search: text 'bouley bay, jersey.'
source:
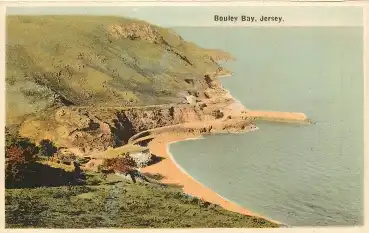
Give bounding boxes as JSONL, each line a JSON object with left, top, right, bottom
{"left": 214, "top": 15, "right": 284, "bottom": 23}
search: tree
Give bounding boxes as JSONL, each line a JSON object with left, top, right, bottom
{"left": 5, "top": 145, "right": 36, "bottom": 185}
{"left": 39, "top": 139, "right": 57, "bottom": 157}
{"left": 7, "top": 146, "right": 34, "bottom": 164}
{"left": 5, "top": 129, "right": 38, "bottom": 156}
{"left": 102, "top": 154, "right": 136, "bottom": 175}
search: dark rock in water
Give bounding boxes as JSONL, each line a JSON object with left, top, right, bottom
{"left": 279, "top": 223, "right": 291, "bottom": 228}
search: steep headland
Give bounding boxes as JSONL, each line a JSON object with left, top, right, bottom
{"left": 6, "top": 15, "right": 233, "bottom": 124}
{"left": 7, "top": 15, "right": 308, "bottom": 155}
{"left": 5, "top": 15, "right": 308, "bottom": 228}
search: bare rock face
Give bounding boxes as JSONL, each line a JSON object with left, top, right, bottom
{"left": 185, "top": 95, "right": 197, "bottom": 105}
{"left": 55, "top": 107, "right": 91, "bottom": 129}
{"left": 18, "top": 76, "right": 238, "bottom": 155}
{"left": 204, "top": 50, "right": 235, "bottom": 62}
{"left": 108, "top": 23, "right": 162, "bottom": 43}
{"left": 129, "top": 151, "right": 153, "bottom": 168}
{"left": 20, "top": 107, "right": 118, "bottom": 154}
{"left": 116, "top": 170, "right": 149, "bottom": 183}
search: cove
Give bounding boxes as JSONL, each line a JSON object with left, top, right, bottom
{"left": 169, "top": 27, "right": 363, "bottom": 226}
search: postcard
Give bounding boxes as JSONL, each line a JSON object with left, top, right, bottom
{"left": 1, "top": 1, "right": 367, "bottom": 231}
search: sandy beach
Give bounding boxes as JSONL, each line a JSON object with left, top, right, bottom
{"left": 140, "top": 131, "right": 283, "bottom": 227}
{"left": 137, "top": 78, "right": 299, "bottom": 225}
{"left": 120, "top": 68, "right": 307, "bottom": 225}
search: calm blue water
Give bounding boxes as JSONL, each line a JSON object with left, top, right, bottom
{"left": 170, "top": 27, "right": 363, "bottom": 226}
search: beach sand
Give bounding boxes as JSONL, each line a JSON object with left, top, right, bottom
{"left": 141, "top": 132, "right": 256, "bottom": 217}
{"left": 136, "top": 76, "right": 298, "bottom": 225}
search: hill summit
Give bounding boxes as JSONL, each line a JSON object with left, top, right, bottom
{"left": 6, "top": 15, "right": 233, "bottom": 124}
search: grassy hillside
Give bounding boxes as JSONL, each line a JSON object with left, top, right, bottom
{"left": 4, "top": 132, "right": 278, "bottom": 228}
{"left": 6, "top": 15, "right": 231, "bottom": 124}
{"left": 4, "top": 15, "right": 278, "bottom": 229}
{"left": 5, "top": 173, "right": 278, "bottom": 228}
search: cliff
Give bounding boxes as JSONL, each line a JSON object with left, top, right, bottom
{"left": 7, "top": 15, "right": 308, "bottom": 157}
{"left": 6, "top": 15, "right": 231, "bottom": 124}
{"left": 18, "top": 71, "right": 246, "bottom": 155}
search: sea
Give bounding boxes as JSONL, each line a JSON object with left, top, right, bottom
{"left": 169, "top": 27, "right": 364, "bottom": 226}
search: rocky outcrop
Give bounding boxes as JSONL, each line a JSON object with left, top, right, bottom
{"left": 18, "top": 71, "right": 248, "bottom": 156}
{"left": 19, "top": 107, "right": 118, "bottom": 154}
{"left": 129, "top": 151, "right": 154, "bottom": 168}
{"left": 19, "top": 101, "right": 222, "bottom": 155}
{"left": 116, "top": 170, "right": 149, "bottom": 183}
{"left": 205, "top": 50, "right": 235, "bottom": 62}
{"left": 108, "top": 23, "right": 162, "bottom": 44}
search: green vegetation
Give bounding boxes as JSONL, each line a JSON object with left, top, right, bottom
{"left": 38, "top": 139, "right": 57, "bottom": 157}
{"left": 5, "top": 173, "right": 278, "bottom": 228}
{"left": 5, "top": 15, "right": 277, "bottom": 228}
{"left": 5, "top": 127, "right": 36, "bottom": 151}
{"left": 6, "top": 15, "right": 228, "bottom": 124}
{"left": 4, "top": 130, "right": 279, "bottom": 228}
{"left": 5, "top": 129, "right": 78, "bottom": 188}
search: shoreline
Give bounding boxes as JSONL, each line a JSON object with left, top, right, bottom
{"left": 140, "top": 72, "right": 282, "bottom": 224}
{"left": 141, "top": 131, "right": 282, "bottom": 225}
{"left": 167, "top": 137, "right": 284, "bottom": 225}
{"left": 139, "top": 72, "right": 292, "bottom": 225}
{"left": 136, "top": 71, "right": 303, "bottom": 226}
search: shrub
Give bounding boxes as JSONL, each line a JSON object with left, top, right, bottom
{"left": 5, "top": 132, "right": 40, "bottom": 187}
{"left": 7, "top": 146, "right": 35, "bottom": 164}
{"left": 39, "top": 139, "right": 57, "bottom": 157}
{"left": 5, "top": 145, "right": 37, "bottom": 185}
{"left": 102, "top": 154, "right": 137, "bottom": 174}
{"left": 5, "top": 130, "right": 38, "bottom": 156}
